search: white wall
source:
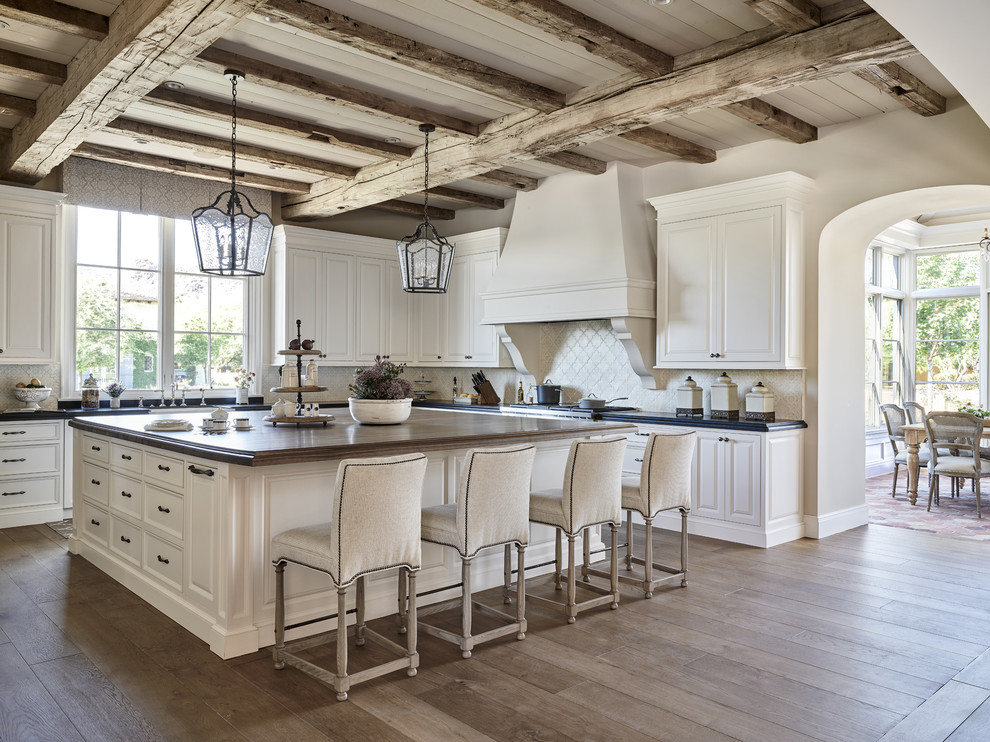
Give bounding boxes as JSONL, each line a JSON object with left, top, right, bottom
{"left": 642, "top": 98, "right": 990, "bottom": 526}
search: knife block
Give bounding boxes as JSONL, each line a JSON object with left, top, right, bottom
{"left": 476, "top": 381, "right": 501, "bottom": 406}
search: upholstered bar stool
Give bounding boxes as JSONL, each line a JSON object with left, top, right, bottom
{"left": 585, "top": 431, "right": 696, "bottom": 597}
{"left": 527, "top": 435, "right": 626, "bottom": 624}
{"left": 419, "top": 443, "right": 536, "bottom": 658}
{"left": 271, "top": 452, "right": 428, "bottom": 702}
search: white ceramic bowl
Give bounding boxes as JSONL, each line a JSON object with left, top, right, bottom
{"left": 348, "top": 397, "right": 412, "bottom": 424}
{"left": 12, "top": 387, "right": 52, "bottom": 410}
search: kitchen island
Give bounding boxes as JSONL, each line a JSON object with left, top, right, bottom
{"left": 68, "top": 408, "right": 634, "bottom": 658}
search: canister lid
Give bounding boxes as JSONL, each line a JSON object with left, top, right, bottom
{"left": 748, "top": 381, "right": 772, "bottom": 395}
{"left": 712, "top": 371, "right": 736, "bottom": 387}
{"left": 678, "top": 375, "right": 698, "bottom": 390}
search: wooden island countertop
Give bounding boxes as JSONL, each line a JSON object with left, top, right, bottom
{"left": 68, "top": 408, "right": 635, "bottom": 466}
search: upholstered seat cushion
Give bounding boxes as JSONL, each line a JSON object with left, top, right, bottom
{"left": 272, "top": 522, "right": 337, "bottom": 575}
{"left": 529, "top": 488, "right": 567, "bottom": 530}
{"left": 931, "top": 455, "right": 982, "bottom": 477}
{"left": 894, "top": 447, "right": 931, "bottom": 465}
{"left": 420, "top": 504, "right": 459, "bottom": 549}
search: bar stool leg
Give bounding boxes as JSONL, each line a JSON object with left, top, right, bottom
{"left": 406, "top": 568, "right": 419, "bottom": 676}
{"left": 516, "top": 544, "right": 526, "bottom": 640}
{"left": 355, "top": 575, "right": 366, "bottom": 646}
{"left": 610, "top": 523, "right": 619, "bottom": 610}
{"left": 460, "top": 558, "right": 474, "bottom": 658}
{"left": 581, "top": 527, "right": 590, "bottom": 582}
{"left": 680, "top": 508, "right": 689, "bottom": 587}
{"left": 554, "top": 530, "right": 563, "bottom": 590}
{"left": 503, "top": 544, "right": 512, "bottom": 605}
{"left": 335, "top": 587, "right": 349, "bottom": 702}
{"left": 273, "top": 560, "right": 286, "bottom": 670}
{"left": 566, "top": 533, "right": 577, "bottom": 624}
{"left": 643, "top": 516, "right": 654, "bottom": 598}
{"left": 625, "top": 515, "right": 634, "bottom": 571}
{"left": 397, "top": 568, "right": 408, "bottom": 634}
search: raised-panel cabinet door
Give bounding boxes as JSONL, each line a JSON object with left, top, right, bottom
{"left": 354, "top": 258, "right": 385, "bottom": 362}
{"left": 657, "top": 217, "right": 717, "bottom": 365}
{"left": 724, "top": 433, "right": 762, "bottom": 526}
{"left": 469, "top": 251, "right": 501, "bottom": 365}
{"left": 416, "top": 293, "right": 445, "bottom": 363}
{"left": 284, "top": 249, "right": 322, "bottom": 352}
{"left": 385, "top": 265, "right": 415, "bottom": 363}
{"left": 322, "top": 253, "right": 354, "bottom": 363}
{"left": 185, "top": 460, "right": 220, "bottom": 611}
{"left": 0, "top": 215, "right": 53, "bottom": 362}
{"left": 444, "top": 257, "right": 472, "bottom": 362}
{"left": 692, "top": 431, "right": 724, "bottom": 520}
{"left": 719, "top": 207, "right": 781, "bottom": 364}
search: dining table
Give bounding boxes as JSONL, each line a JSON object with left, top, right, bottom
{"left": 899, "top": 422, "right": 928, "bottom": 506}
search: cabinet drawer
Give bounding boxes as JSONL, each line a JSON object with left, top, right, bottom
{"left": 0, "top": 475, "right": 58, "bottom": 510}
{"left": 0, "top": 443, "right": 58, "bottom": 476}
{"left": 622, "top": 444, "right": 646, "bottom": 476}
{"left": 144, "top": 485, "right": 183, "bottom": 542}
{"left": 80, "top": 500, "right": 109, "bottom": 547}
{"left": 110, "top": 442, "right": 142, "bottom": 474}
{"left": 109, "top": 472, "right": 142, "bottom": 520}
{"left": 0, "top": 421, "right": 60, "bottom": 443}
{"left": 145, "top": 452, "right": 183, "bottom": 489}
{"left": 82, "top": 462, "right": 109, "bottom": 504}
{"left": 144, "top": 533, "right": 182, "bottom": 592}
{"left": 110, "top": 517, "right": 142, "bottom": 566}
{"left": 81, "top": 434, "right": 109, "bottom": 463}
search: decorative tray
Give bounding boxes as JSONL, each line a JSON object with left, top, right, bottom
{"left": 263, "top": 414, "right": 335, "bottom": 427}
{"left": 144, "top": 419, "right": 193, "bottom": 431}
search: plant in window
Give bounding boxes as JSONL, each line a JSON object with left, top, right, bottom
{"left": 104, "top": 381, "right": 126, "bottom": 398}
{"left": 958, "top": 405, "right": 989, "bottom": 418}
{"left": 233, "top": 368, "right": 255, "bottom": 389}
{"left": 349, "top": 356, "right": 413, "bottom": 400}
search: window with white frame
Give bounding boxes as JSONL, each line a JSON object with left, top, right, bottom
{"left": 72, "top": 206, "right": 253, "bottom": 395}
{"left": 865, "top": 244, "right": 905, "bottom": 427}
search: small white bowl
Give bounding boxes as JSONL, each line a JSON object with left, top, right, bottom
{"left": 12, "top": 387, "right": 52, "bottom": 410}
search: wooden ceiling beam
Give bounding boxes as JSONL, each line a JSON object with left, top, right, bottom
{"left": 472, "top": 0, "right": 672, "bottom": 77}
{"left": 428, "top": 186, "right": 505, "bottom": 210}
{"left": 744, "top": 0, "right": 821, "bottom": 32}
{"left": 0, "top": 49, "right": 66, "bottom": 86}
{"left": 468, "top": 169, "right": 539, "bottom": 192}
{"left": 104, "top": 118, "right": 357, "bottom": 178}
{"left": 0, "top": 0, "right": 270, "bottom": 184}
{"left": 141, "top": 87, "right": 412, "bottom": 161}
{"left": 372, "top": 200, "right": 454, "bottom": 221}
{"left": 282, "top": 12, "right": 914, "bottom": 218}
{"left": 618, "top": 127, "right": 716, "bottom": 164}
{"left": 536, "top": 151, "right": 607, "bottom": 175}
{"left": 195, "top": 47, "right": 479, "bottom": 139}
{"left": 0, "top": 0, "right": 108, "bottom": 41}
{"left": 260, "top": 0, "right": 564, "bottom": 113}
{"left": 854, "top": 62, "right": 946, "bottom": 116}
{"left": 71, "top": 143, "right": 310, "bottom": 193}
{"left": 0, "top": 92, "right": 35, "bottom": 117}
{"left": 723, "top": 98, "right": 817, "bottom": 143}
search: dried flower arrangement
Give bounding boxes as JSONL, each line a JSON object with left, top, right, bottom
{"left": 349, "top": 356, "right": 413, "bottom": 400}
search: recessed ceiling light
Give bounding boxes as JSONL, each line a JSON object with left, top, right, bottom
{"left": 0, "top": 20, "right": 9, "bottom": 30}
{"left": 269, "top": 164, "right": 279, "bottom": 170}
{"left": 385, "top": 137, "right": 400, "bottom": 144}
{"left": 262, "top": 15, "right": 276, "bottom": 23}
{"left": 163, "top": 80, "right": 184, "bottom": 91}
{"left": 134, "top": 139, "right": 149, "bottom": 145}
{"left": 645, "top": 0, "right": 672, "bottom": 5}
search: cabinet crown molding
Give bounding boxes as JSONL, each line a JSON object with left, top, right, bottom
{"left": 648, "top": 172, "right": 815, "bottom": 223}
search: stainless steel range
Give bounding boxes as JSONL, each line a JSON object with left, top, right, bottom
{"left": 502, "top": 403, "right": 639, "bottom": 420}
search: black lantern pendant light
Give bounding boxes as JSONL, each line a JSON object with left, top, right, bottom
{"left": 396, "top": 123, "right": 455, "bottom": 293}
{"left": 192, "top": 70, "right": 273, "bottom": 276}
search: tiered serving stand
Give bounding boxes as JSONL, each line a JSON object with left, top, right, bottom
{"left": 266, "top": 320, "right": 334, "bottom": 427}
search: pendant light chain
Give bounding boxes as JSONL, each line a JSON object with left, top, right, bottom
{"left": 422, "top": 124, "right": 430, "bottom": 222}
{"left": 230, "top": 73, "right": 238, "bottom": 197}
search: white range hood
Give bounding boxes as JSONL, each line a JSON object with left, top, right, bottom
{"left": 481, "top": 162, "right": 660, "bottom": 388}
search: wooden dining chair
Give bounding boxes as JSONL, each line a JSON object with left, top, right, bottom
{"left": 925, "top": 411, "right": 987, "bottom": 518}
{"left": 881, "top": 404, "right": 930, "bottom": 498}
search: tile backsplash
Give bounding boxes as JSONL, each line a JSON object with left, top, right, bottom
{"left": 0, "top": 364, "right": 61, "bottom": 411}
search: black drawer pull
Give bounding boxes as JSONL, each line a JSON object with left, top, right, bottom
{"left": 91, "top": 479, "right": 101, "bottom": 485}
{"left": 119, "top": 535, "right": 131, "bottom": 544}
{"left": 90, "top": 518, "right": 100, "bottom": 526}
{"left": 157, "top": 464, "right": 170, "bottom": 471}
{"left": 635, "top": 432, "right": 650, "bottom": 437}
{"left": 120, "top": 490, "right": 132, "bottom": 498}
{"left": 120, "top": 454, "right": 132, "bottom": 461}
{"left": 91, "top": 445, "right": 101, "bottom": 451}
{"left": 634, "top": 458, "right": 643, "bottom": 463}
{"left": 157, "top": 505, "right": 170, "bottom": 514}
{"left": 156, "top": 555, "right": 169, "bottom": 565}
{"left": 2, "top": 490, "right": 26, "bottom": 496}
{"left": 188, "top": 464, "right": 214, "bottom": 477}
{"left": 2, "top": 458, "right": 26, "bottom": 463}
{"left": 2, "top": 430, "right": 26, "bottom": 435}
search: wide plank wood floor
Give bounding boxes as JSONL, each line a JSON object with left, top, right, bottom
{"left": 2, "top": 522, "right": 990, "bottom": 741}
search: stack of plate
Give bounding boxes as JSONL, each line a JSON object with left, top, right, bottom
{"left": 144, "top": 418, "right": 193, "bottom": 431}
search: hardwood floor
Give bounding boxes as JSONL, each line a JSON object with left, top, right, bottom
{"left": 2, "top": 522, "right": 989, "bottom": 741}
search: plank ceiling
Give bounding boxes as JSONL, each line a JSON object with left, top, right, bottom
{"left": 0, "top": 0, "right": 958, "bottom": 222}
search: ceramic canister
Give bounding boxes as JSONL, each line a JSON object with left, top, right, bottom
{"left": 745, "top": 381, "right": 775, "bottom": 422}
{"left": 676, "top": 376, "right": 703, "bottom": 417}
{"left": 710, "top": 372, "right": 739, "bottom": 419}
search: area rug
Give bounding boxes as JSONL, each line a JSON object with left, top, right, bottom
{"left": 866, "top": 471, "right": 990, "bottom": 540}
{"left": 45, "top": 519, "right": 73, "bottom": 539}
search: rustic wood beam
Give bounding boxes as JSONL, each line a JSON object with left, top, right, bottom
{"left": 723, "top": 98, "right": 817, "bottom": 143}
{"left": 618, "top": 127, "right": 715, "bottom": 164}
{"left": 854, "top": 62, "right": 946, "bottom": 116}
{"left": 195, "top": 47, "right": 479, "bottom": 139}
{"left": 260, "top": 0, "right": 564, "bottom": 113}
{"left": 71, "top": 144, "right": 310, "bottom": 193}
{"left": 372, "top": 200, "right": 455, "bottom": 221}
{"left": 0, "top": 49, "right": 66, "bottom": 86}
{"left": 141, "top": 87, "right": 412, "bottom": 161}
{"left": 282, "top": 12, "right": 913, "bottom": 219}
{"left": 468, "top": 169, "right": 539, "bottom": 192}
{"left": 744, "top": 0, "right": 821, "bottom": 32}
{"left": 472, "top": 0, "right": 672, "bottom": 77}
{"left": 428, "top": 186, "right": 505, "bottom": 210}
{"left": 536, "top": 151, "right": 607, "bottom": 175}
{"left": 0, "top": 92, "right": 35, "bottom": 117}
{"left": 0, "top": 0, "right": 108, "bottom": 41}
{"left": 105, "top": 118, "right": 357, "bottom": 178}
{"left": 0, "top": 0, "right": 270, "bottom": 183}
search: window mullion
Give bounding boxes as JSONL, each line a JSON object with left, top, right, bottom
{"left": 160, "top": 217, "right": 176, "bottom": 391}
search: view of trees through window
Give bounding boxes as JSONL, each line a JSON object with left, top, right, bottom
{"left": 75, "top": 207, "right": 248, "bottom": 392}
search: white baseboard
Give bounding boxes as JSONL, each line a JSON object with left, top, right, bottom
{"left": 804, "top": 504, "right": 869, "bottom": 539}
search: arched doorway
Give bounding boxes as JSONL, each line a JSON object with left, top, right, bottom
{"left": 816, "top": 185, "right": 990, "bottom": 533}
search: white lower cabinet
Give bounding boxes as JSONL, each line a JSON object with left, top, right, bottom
{"left": 0, "top": 419, "right": 64, "bottom": 528}
{"left": 624, "top": 422, "right": 803, "bottom": 547}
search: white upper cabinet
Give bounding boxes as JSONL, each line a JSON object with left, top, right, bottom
{"left": 649, "top": 172, "right": 813, "bottom": 369}
{"left": 0, "top": 186, "right": 64, "bottom": 364}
